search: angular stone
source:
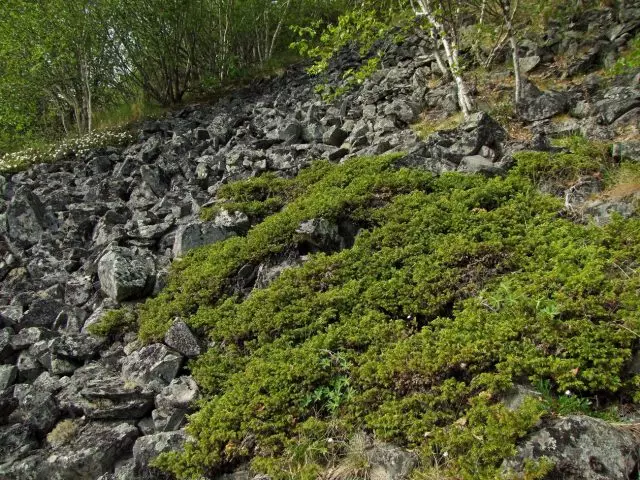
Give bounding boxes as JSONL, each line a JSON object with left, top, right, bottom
{"left": 0, "top": 327, "right": 14, "bottom": 361}
{"left": 98, "top": 247, "right": 156, "bottom": 301}
{"left": 16, "top": 299, "right": 64, "bottom": 331}
{"left": 155, "top": 376, "right": 200, "bottom": 410}
{"left": 172, "top": 221, "right": 232, "bottom": 257}
{"left": 503, "top": 415, "right": 640, "bottom": 479}
{"left": 43, "top": 421, "right": 139, "bottom": 480}
{"left": 164, "top": 320, "right": 201, "bottom": 358}
{"left": 132, "top": 430, "right": 187, "bottom": 479}
{"left": 121, "top": 344, "right": 183, "bottom": 392}
{"left": 6, "top": 187, "right": 48, "bottom": 248}
{"left": 16, "top": 351, "right": 44, "bottom": 382}
{"left": 0, "top": 364, "right": 17, "bottom": 390}
{"left": 323, "top": 126, "right": 349, "bottom": 147}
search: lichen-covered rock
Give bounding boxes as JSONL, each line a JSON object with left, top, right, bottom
{"left": 121, "top": 344, "right": 182, "bottom": 392}
{"left": 42, "top": 421, "right": 139, "bottom": 480}
{"left": 164, "top": 319, "right": 201, "bottom": 358}
{"left": 97, "top": 247, "right": 156, "bottom": 301}
{"left": 132, "top": 430, "right": 187, "bottom": 479}
{"left": 172, "top": 221, "right": 232, "bottom": 257}
{"left": 6, "top": 187, "right": 49, "bottom": 248}
{"left": 503, "top": 415, "right": 640, "bottom": 479}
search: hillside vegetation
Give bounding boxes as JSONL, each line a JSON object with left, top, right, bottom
{"left": 115, "top": 143, "right": 640, "bottom": 479}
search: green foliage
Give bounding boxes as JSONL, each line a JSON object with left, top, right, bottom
{"left": 87, "top": 307, "right": 137, "bottom": 337}
{"left": 607, "top": 34, "right": 640, "bottom": 76}
{"left": 290, "top": 6, "right": 409, "bottom": 100}
{"left": 138, "top": 154, "right": 431, "bottom": 342}
{"left": 513, "top": 135, "right": 611, "bottom": 187}
{"left": 142, "top": 149, "right": 640, "bottom": 479}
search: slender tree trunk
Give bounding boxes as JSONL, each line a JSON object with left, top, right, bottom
{"left": 267, "top": 0, "right": 292, "bottom": 60}
{"left": 499, "top": 0, "right": 521, "bottom": 104}
{"left": 413, "top": 0, "right": 473, "bottom": 117}
{"left": 509, "top": 34, "right": 521, "bottom": 103}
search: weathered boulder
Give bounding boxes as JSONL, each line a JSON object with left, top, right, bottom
{"left": 121, "top": 343, "right": 183, "bottom": 392}
{"left": 172, "top": 221, "right": 232, "bottom": 257}
{"left": 16, "top": 299, "right": 65, "bottom": 331}
{"left": 6, "top": 187, "right": 48, "bottom": 248}
{"left": 164, "top": 319, "right": 201, "bottom": 358}
{"left": 519, "top": 90, "right": 569, "bottom": 122}
{"left": 98, "top": 247, "right": 156, "bottom": 301}
{"left": 295, "top": 218, "right": 342, "bottom": 252}
{"left": 0, "top": 364, "right": 17, "bottom": 390}
{"left": 323, "top": 126, "right": 349, "bottom": 147}
{"left": 0, "top": 423, "right": 39, "bottom": 467}
{"left": 503, "top": 415, "right": 640, "bottom": 479}
{"left": 132, "top": 430, "right": 187, "bottom": 479}
{"left": 42, "top": 421, "right": 139, "bottom": 480}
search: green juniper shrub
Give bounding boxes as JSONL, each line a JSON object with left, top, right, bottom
{"left": 142, "top": 148, "right": 640, "bottom": 479}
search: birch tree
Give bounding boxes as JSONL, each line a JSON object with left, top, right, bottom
{"left": 410, "top": 0, "right": 474, "bottom": 117}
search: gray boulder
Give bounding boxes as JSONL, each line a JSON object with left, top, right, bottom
{"left": 383, "top": 100, "right": 419, "bottom": 124}
{"left": 43, "top": 421, "right": 139, "bottom": 480}
{"left": 457, "top": 155, "right": 504, "bottom": 175}
{"left": 121, "top": 343, "right": 183, "bottom": 392}
{"left": 172, "top": 221, "right": 232, "bottom": 257}
{"left": 132, "top": 430, "right": 187, "bottom": 479}
{"left": 98, "top": 247, "right": 156, "bottom": 301}
{"left": 503, "top": 415, "right": 640, "bottom": 479}
{"left": 164, "top": 319, "right": 201, "bottom": 358}
{"left": 295, "top": 218, "right": 342, "bottom": 251}
{"left": 323, "top": 126, "right": 349, "bottom": 147}
{"left": 519, "top": 90, "right": 569, "bottom": 122}
{"left": 6, "top": 187, "right": 48, "bottom": 248}
{"left": 16, "top": 300, "right": 65, "bottom": 331}
{"left": 0, "top": 364, "right": 17, "bottom": 390}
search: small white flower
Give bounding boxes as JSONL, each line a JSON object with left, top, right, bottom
{"left": 565, "top": 390, "right": 571, "bottom": 396}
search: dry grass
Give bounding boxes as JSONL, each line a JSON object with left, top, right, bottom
{"left": 412, "top": 112, "right": 465, "bottom": 139}
{"left": 47, "top": 419, "right": 79, "bottom": 448}
{"left": 601, "top": 163, "right": 640, "bottom": 201}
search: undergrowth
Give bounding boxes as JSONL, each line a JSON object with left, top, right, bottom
{"left": 137, "top": 148, "right": 640, "bottom": 479}
{"left": 0, "top": 129, "right": 134, "bottom": 174}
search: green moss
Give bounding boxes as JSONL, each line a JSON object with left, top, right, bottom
{"left": 144, "top": 150, "right": 640, "bottom": 479}
{"left": 87, "top": 307, "right": 137, "bottom": 337}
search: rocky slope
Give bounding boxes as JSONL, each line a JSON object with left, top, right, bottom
{"left": 2, "top": 4, "right": 640, "bottom": 479}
